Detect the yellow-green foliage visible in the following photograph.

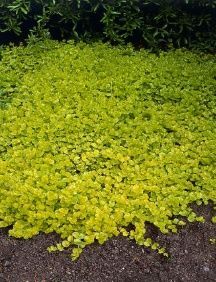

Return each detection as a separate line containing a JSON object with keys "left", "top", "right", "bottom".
{"left": 0, "top": 41, "right": 215, "bottom": 260}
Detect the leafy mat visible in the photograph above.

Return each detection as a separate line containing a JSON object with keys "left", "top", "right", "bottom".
{"left": 0, "top": 41, "right": 215, "bottom": 259}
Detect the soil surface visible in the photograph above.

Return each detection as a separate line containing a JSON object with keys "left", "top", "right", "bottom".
{"left": 0, "top": 204, "right": 215, "bottom": 282}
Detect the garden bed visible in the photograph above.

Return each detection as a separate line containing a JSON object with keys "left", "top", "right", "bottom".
{"left": 0, "top": 40, "right": 215, "bottom": 280}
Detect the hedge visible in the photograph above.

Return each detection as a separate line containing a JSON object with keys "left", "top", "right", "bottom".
{"left": 0, "top": 0, "right": 216, "bottom": 51}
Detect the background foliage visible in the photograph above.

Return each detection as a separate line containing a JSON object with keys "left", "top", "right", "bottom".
{"left": 0, "top": 0, "right": 216, "bottom": 51}
{"left": 0, "top": 41, "right": 215, "bottom": 259}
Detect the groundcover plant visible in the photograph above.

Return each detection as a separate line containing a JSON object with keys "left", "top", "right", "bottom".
{"left": 0, "top": 41, "right": 215, "bottom": 260}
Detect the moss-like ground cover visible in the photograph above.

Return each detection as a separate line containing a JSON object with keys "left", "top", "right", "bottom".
{"left": 0, "top": 41, "right": 215, "bottom": 260}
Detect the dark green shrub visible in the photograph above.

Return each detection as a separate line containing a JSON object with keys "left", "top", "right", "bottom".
{"left": 102, "top": 0, "right": 216, "bottom": 51}
{"left": 0, "top": 0, "right": 103, "bottom": 43}
{"left": 0, "top": 0, "right": 215, "bottom": 51}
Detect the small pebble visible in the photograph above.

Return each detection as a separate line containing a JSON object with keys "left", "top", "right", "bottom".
{"left": 203, "top": 266, "right": 210, "bottom": 272}
{"left": 4, "top": 261, "right": 10, "bottom": 267}
{"left": 184, "top": 250, "right": 188, "bottom": 254}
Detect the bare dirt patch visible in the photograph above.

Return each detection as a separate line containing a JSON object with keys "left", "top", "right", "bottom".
{"left": 0, "top": 204, "right": 215, "bottom": 282}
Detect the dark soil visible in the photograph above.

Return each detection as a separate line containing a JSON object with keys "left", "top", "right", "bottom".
{"left": 0, "top": 204, "right": 215, "bottom": 282}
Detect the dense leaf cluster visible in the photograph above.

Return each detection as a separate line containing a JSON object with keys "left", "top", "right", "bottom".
{"left": 0, "top": 41, "right": 215, "bottom": 259}
{"left": 0, "top": 0, "right": 216, "bottom": 52}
